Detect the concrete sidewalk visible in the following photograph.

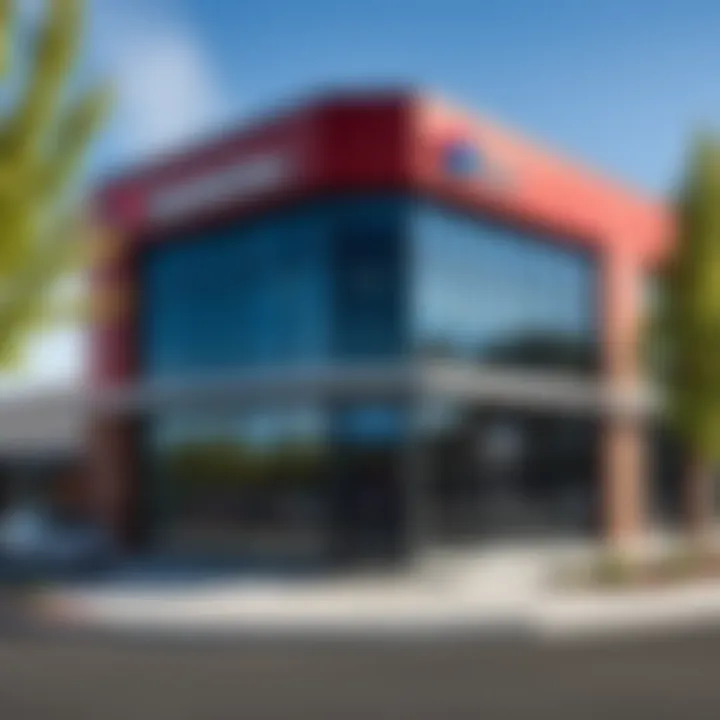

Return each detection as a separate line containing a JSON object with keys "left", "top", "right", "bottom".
{"left": 32, "top": 544, "right": 720, "bottom": 639}
{"left": 37, "top": 565, "right": 528, "bottom": 635}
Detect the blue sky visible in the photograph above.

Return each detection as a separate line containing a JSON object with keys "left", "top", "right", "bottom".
{"left": 11, "top": 0, "right": 720, "bottom": 385}
{"left": 87, "top": 0, "right": 720, "bottom": 195}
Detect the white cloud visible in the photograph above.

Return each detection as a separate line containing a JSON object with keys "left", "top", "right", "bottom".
{"left": 1, "top": 2, "right": 231, "bottom": 387}
{"left": 23, "top": 328, "right": 85, "bottom": 381}
{"left": 113, "top": 27, "right": 229, "bottom": 159}
{"left": 94, "top": 1, "right": 230, "bottom": 162}
{"left": 17, "top": 2, "right": 230, "bottom": 162}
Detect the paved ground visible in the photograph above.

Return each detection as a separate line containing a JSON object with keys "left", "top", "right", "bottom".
{"left": 3, "top": 625, "right": 720, "bottom": 718}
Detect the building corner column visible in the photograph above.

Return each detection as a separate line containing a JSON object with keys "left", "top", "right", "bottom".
{"left": 87, "top": 415, "right": 143, "bottom": 550}
{"left": 600, "top": 250, "right": 648, "bottom": 551}
{"left": 602, "top": 417, "right": 647, "bottom": 551}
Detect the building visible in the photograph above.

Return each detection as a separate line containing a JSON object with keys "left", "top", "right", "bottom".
{"left": 0, "top": 386, "right": 86, "bottom": 514}
{"left": 91, "top": 89, "right": 675, "bottom": 567}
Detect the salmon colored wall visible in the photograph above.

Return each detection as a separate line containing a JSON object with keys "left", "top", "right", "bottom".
{"left": 412, "top": 96, "right": 673, "bottom": 263}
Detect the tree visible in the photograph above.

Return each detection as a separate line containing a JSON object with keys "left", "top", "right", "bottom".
{"left": 0, "top": 0, "right": 109, "bottom": 365}
{"left": 654, "top": 135, "right": 720, "bottom": 540}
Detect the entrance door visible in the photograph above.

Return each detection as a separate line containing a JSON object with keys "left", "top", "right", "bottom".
{"left": 328, "top": 405, "right": 408, "bottom": 568}
{"left": 425, "top": 406, "right": 600, "bottom": 544}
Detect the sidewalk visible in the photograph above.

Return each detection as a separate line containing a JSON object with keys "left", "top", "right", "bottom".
{"left": 31, "top": 543, "right": 720, "bottom": 639}
{"left": 37, "top": 562, "right": 530, "bottom": 635}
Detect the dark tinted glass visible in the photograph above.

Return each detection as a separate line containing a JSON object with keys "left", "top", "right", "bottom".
{"left": 146, "top": 406, "right": 329, "bottom": 562}
{"left": 141, "top": 197, "right": 406, "bottom": 378}
{"left": 141, "top": 195, "right": 598, "bottom": 378}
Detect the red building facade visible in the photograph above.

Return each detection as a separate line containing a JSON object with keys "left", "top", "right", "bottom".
{"left": 91, "top": 91, "right": 673, "bottom": 560}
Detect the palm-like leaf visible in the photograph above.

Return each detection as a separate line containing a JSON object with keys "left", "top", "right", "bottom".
{"left": 0, "top": 0, "right": 109, "bottom": 367}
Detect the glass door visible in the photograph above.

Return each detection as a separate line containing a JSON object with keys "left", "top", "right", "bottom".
{"left": 328, "top": 404, "right": 409, "bottom": 568}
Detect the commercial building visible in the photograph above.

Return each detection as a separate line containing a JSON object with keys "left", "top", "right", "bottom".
{"left": 91, "top": 89, "right": 674, "bottom": 567}
{"left": 0, "top": 387, "right": 85, "bottom": 513}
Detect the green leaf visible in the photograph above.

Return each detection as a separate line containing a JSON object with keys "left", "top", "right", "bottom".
{"left": 0, "top": 0, "right": 109, "bottom": 369}
{"left": 653, "top": 134, "right": 720, "bottom": 460}
{"left": 0, "top": 0, "right": 14, "bottom": 78}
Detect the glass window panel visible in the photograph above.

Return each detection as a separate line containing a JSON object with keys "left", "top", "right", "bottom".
{"left": 140, "top": 197, "right": 405, "bottom": 379}
{"left": 412, "top": 203, "right": 598, "bottom": 372}
{"left": 146, "top": 406, "right": 329, "bottom": 560}
{"left": 140, "top": 194, "right": 597, "bottom": 379}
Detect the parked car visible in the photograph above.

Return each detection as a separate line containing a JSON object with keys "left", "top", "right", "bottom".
{"left": 0, "top": 502, "right": 115, "bottom": 577}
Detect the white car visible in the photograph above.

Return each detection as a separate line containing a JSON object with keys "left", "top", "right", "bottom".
{"left": 0, "top": 503, "right": 113, "bottom": 574}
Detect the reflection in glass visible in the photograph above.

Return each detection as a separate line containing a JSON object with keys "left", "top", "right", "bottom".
{"left": 412, "top": 205, "right": 598, "bottom": 372}
{"left": 420, "top": 403, "right": 600, "bottom": 542}
{"left": 328, "top": 404, "right": 408, "bottom": 564}
{"left": 146, "top": 406, "right": 329, "bottom": 562}
{"left": 142, "top": 195, "right": 598, "bottom": 378}
{"left": 141, "top": 197, "right": 405, "bottom": 379}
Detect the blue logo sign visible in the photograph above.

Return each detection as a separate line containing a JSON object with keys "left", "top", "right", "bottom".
{"left": 443, "top": 140, "right": 482, "bottom": 177}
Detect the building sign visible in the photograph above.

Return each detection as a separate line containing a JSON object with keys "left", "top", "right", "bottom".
{"left": 150, "top": 152, "right": 294, "bottom": 224}
{"left": 440, "top": 136, "right": 513, "bottom": 188}
{"left": 443, "top": 139, "right": 483, "bottom": 177}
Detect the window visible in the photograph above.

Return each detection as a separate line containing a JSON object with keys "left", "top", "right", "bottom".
{"left": 140, "top": 195, "right": 599, "bottom": 379}
{"left": 146, "top": 406, "right": 329, "bottom": 559}
{"left": 140, "top": 197, "right": 406, "bottom": 379}
{"left": 331, "top": 199, "right": 406, "bottom": 359}
{"left": 411, "top": 204, "right": 599, "bottom": 372}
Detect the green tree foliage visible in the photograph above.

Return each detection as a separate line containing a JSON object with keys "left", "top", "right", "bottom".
{"left": 654, "top": 135, "right": 720, "bottom": 528}
{"left": 0, "top": 0, "right": 109, "bottom": 365}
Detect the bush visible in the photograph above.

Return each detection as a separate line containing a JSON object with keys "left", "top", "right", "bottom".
{"left": 593, "top": 551, "right": 637, "bottom": 587}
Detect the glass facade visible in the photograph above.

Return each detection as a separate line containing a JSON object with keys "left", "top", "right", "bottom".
{"left": 140, "top": 198, "right": 405, "bottom": 379}
{"left": 327, "top": 404, "right": 409, "bottom": 562}
{"left": 145, "top": 406, "right": 330, "bottom": 561}
{"left": 419, "top": 403, "right": 601, "bottom": 542}
{"left": 139, "top": 194, "right": 603, "bottom": 558}
{"left": 141, "top": 195, "right": 597, "bottom": 379}
{"left": 412, "top": 205, "right": 598, "bottom": 371}
{"left": 144, "top": 403, "right": 409, "bottom": 563}
{"left": 142, "top": 208, "right": 331, "bottom": 376}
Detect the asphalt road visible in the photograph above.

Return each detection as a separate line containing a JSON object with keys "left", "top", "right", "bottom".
{"left": 1, "top": 626, "right": 720, "bottom": 719}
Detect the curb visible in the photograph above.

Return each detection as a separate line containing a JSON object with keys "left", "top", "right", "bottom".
{"left": 536, "top": 583, "right": 720, "bottom": 640}
{"left": 25, "top": 581, "right": 720, "bottom": 642}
